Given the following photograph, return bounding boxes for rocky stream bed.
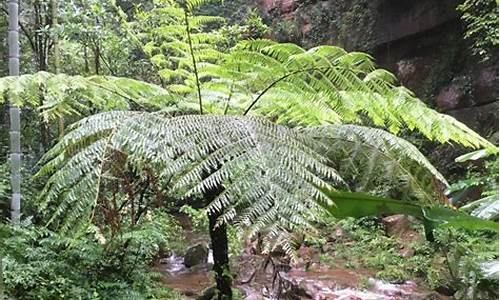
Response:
[157,250,448,300]
[156,215,450,300]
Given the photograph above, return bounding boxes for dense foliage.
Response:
[458,0,499,61]
[0,212,183,299]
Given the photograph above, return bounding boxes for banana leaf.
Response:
[319,189,498,241]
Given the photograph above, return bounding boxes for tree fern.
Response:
[112,0,494,151]
[35,112,452,255]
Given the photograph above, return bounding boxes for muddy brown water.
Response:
[157,253,449,300]
[158,214,449,299]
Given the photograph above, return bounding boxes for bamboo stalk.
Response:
[8,0,21,223]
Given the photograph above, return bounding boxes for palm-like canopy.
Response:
[35,111,451,254]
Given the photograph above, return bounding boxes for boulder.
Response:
[236,254,265,283]
[382,215,412,238]
[382,215,423,258]
[184,243,209,268]
[436,76,472,110]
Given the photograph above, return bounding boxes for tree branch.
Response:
[1,7,37,53]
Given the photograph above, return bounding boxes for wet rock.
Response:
[236,254,265,283]
[238,284,265,300]
[293,246,320,270]
[397,59,418,84]
[196,286,217,300]
[327,226,345,242]
[399,247,415,258]
[297,245,314,258]
[256,0,297,20]
[321,243,334,253]
[473,66,498,105]
[436,76,472,110]
[382,215,412,238]
[383,215,422,258]
[436,85,462,110]
[184,243,209,268]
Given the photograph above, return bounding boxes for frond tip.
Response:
[303,124,449,205]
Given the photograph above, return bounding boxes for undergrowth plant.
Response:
[448,150,499,221]
[0,211,183,299]
[435,228,499,299]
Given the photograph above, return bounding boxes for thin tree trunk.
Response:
[94,42,100,75]
[94,16,101,75]
[8,0,21,223]
[84,45,90,74]
[51,0,64,138]
[33,1,50,149]
[33,2,47,72]
[0,257,4,300]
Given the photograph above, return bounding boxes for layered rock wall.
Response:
[255,0,499,138]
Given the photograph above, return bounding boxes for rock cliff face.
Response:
[254,0,499,138]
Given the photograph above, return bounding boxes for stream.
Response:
[157,252,448,300]
[157,214,448,299]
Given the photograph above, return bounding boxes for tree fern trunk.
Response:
[205,185,232,299]
[8,0,21,223]
[208,209,232,299]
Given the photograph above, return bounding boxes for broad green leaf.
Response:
[319,189,499,233]
[455,148,498,162]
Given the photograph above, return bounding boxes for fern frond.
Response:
[188,15,226,27]
[208,41,496,150]
[302,124,449,205]
[0,72,174,121]
[37,113,341,241]
[185,0,221,11]
[461,194,499,220]
[37,112,454,259]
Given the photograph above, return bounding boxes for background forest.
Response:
[0,0,498,299]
